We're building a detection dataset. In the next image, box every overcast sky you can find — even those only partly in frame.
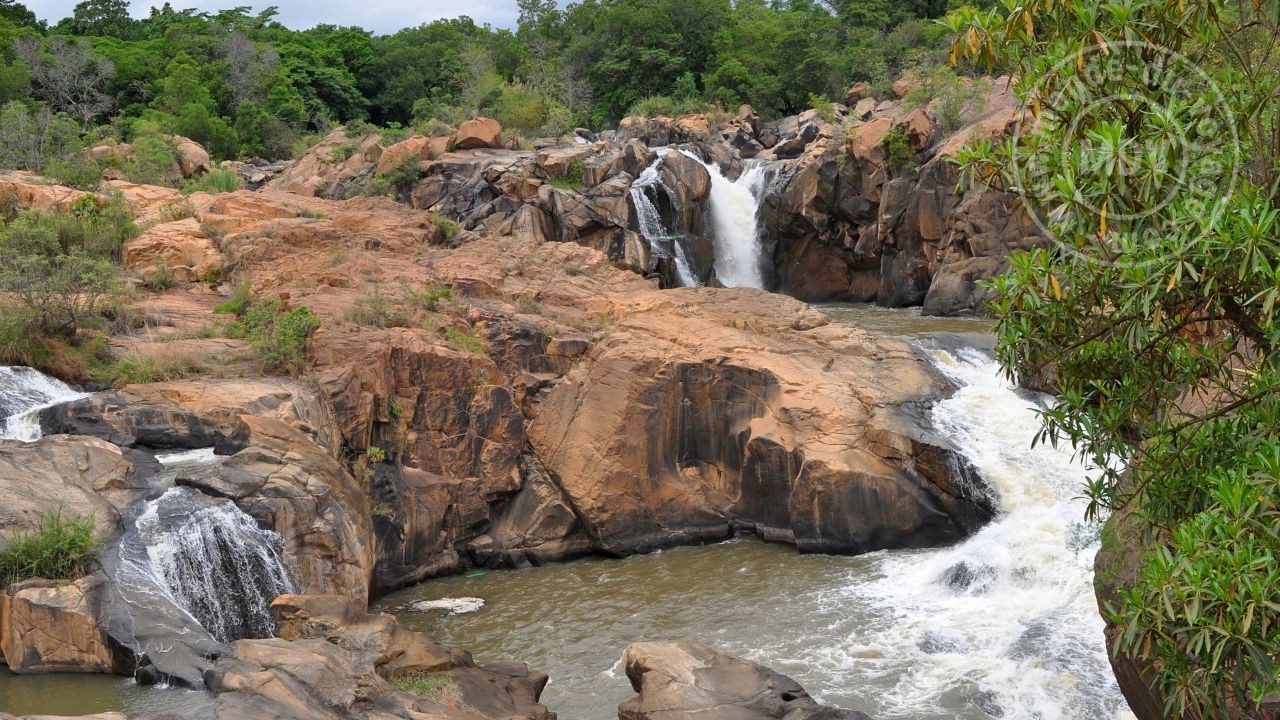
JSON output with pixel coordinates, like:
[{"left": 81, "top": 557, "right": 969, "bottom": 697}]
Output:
[{"left": 25, "top": 0, "right": 520, "bottom": 34}]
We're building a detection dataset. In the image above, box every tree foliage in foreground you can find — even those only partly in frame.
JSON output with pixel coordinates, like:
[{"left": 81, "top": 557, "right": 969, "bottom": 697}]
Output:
[{"left": 947, "top": 0, "right": 1280, "bottom": 716}]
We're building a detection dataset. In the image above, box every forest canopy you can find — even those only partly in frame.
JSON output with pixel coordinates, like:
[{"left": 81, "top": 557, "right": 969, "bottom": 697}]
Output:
[{"left": 0, "top": 0, "right": 964, "bottom": 164}]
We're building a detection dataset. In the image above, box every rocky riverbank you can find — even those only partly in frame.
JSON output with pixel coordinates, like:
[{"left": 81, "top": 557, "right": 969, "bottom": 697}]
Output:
[{"left": 0, "top": 82, "right": 1040, "bottom": 719}]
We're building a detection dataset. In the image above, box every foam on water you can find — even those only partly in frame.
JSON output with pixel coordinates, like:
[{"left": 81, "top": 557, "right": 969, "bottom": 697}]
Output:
[{"left": 0, "top": 366, "right": 88, "bottom": 441}]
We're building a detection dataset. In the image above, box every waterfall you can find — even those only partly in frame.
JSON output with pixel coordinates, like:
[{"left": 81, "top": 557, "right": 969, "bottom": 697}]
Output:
[
  {"left": 136, "top": 486, "right": 294, "bottom": 643},
  {"left": 630, "top": 153, "right": 700, "bottom": 287},
  {"left": 0, "top": 366, "right": 88, "bottom": 441},
  {"left": 807, "top": 346, "right": 1128, "bottom": 720},
  {"left": 678, "top": 150, "right": 768, "bottom": 289}
]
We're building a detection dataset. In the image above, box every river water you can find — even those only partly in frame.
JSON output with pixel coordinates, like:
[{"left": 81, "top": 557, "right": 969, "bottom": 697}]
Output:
[{"left": 376, "top": 305, "right": 1134, "bottom": 720}]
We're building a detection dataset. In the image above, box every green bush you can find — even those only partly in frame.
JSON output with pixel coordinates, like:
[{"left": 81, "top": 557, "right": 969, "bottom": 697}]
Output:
[
  {"left": 330, "top": 143, "right": 359, "bottom": 163},
  {"left": 808, "top": 93, "right": 838, "bottom": 124},
  {"left": 367, "top": 446, "right": 386, "bottom": 463},
  {"left": 407, "top": 283, "right": 452, "bottom": 312},
  {"left": 45, "top": 153, "right": 102, "bottom": 190},
  {"left": 882, "top": 127, "right": 915, "bottom": 178},
  {"left": 626, "top": 95, "right": 713, "bottom": 119},
  {"left": 549, "top": 160, "right": 585, "bottom": 190},
  {"left": 428, "top": 211, "right": 461, "bottom": 241},
  {"left": 213, "top": 281, "right": 254, "bottom": 315},
  {"left": 124, "top": 131, "right": 179, "bottom": 186},
  {"left": 244, "top": 299, "right": 320, "bottom": 375},
  {"left": 182, "top": 168, "right": 242, "bottom": 194},
  {"left": 445, "top": 327, "right": 485, "bottom": 354},
  {"left": 0, "top": 508, "right": 100, "bottom": 584},
  {"left": 376, "top": 156, "right": 423, "bottom": 203}
]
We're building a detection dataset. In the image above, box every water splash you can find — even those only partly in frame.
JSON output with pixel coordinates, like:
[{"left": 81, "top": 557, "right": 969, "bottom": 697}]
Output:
[
  {"left": 678, "top": 150, "right": 768, "bottom": 289},
  {"left": 0, "top": 366, "right": 88, "bottom": 441},
  {"left": 136, "top": 487, "right": 294, "bottom": 643}
]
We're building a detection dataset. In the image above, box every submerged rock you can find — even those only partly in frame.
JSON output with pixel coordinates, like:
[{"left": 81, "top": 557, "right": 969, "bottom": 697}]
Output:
[{"left": 618, "top": 640, "right": 871, "bottom": 719}]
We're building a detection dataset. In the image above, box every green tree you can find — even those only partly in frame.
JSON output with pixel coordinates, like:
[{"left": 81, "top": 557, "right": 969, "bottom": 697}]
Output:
[
  {"left": 947, "top": 0, "right": 1280, "bottom": 716},
  {"left": 63, "top": 0, "right": 138, "bottom": 38}
]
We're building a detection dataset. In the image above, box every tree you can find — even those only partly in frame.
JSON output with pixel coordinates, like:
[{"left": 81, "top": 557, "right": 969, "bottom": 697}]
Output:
[
  {"left": 0, "top": 100, "right": 82, "bottom": 171},
  {"left": 947, "top": 0, "right": 1280, "bottom": 716},
  {"left": 0, "top": 1, "right": 37, "bottom": 27},
  {"left": 64, "top": 0, "right": 138, "bottom": 38},
  {"left": 14, "top": 36, "right": 115, "bottom": 128}
]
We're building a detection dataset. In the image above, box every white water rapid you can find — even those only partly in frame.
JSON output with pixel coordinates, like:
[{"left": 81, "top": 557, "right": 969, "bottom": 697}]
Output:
[
  {"left": 679, "top": 150, "right": 768, "bottom": 288},
  {"left": 0, "top": 366, "right": 88, "bottom": 441},
  {"left": 795, "top": 345, "right": 1131, "bottom": 720},
  {"left": 136, "top": 486, "right": 295, "bottom": 643},
  {"left": 630, "top": 153, "right": 700, "bottom": 286}
]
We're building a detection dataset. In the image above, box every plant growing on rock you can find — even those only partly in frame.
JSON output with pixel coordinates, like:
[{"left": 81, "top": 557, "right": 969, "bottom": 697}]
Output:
[
  {"left": 549, "top": 160, "right": 585, "bottom": 190},
  {"left": 182, "top": 169, "right": 242, "bottom": 194},
  {"left": 367, "top": 446, "right": 387, "bottom": 464},
  {"left": 428, "top": 211, "right": 461, "bottom": 242},
  {"left": 445, "top": 327, "right": 485, "bottom": 354},
  {"left": 881, "top": 127, "right": 914, "bottom": 179},
  {"left": 0, "top": 508, "right": 100, "bottom": 584}
]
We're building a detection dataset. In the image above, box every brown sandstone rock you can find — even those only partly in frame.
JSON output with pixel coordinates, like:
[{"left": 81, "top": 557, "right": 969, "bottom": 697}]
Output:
[
  {"left": 1, "top": 577, "right": 115, "bottom": 674},
  {"left": 122, "top": 217, "right": 226, "bottom": 283},
  {"left": 377, "top": 135, "right": 449, "bottom": 174},
  {"left": 844, "top": 81, "right": 872, "bottom": 105},
  {"left": 0, "top": 435, "right": 148, "bottom": 536},
  {"left": 455, "top": 117, "right": 504, "bottom": 150},
  {"left": 171, "top": 136, "right": 211, "bottom": 178},
  {"left": 618, "top": 640, "right": 871, "bottom": 720}
]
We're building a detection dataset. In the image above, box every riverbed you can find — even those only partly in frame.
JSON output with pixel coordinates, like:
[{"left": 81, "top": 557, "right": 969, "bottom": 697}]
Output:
[{"left": 375, "top": 304, "right": 1133, "bottom": 720}]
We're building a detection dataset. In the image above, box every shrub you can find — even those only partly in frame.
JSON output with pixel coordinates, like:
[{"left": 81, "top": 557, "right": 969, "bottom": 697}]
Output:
[
  {"left": 124, "top": 132, "right": 179, "bottom": 186},
  {"left": 182, "top": 168, "right": 242, "bottom": 194},
  {"left": 626, "top": 95, "right": 712, "bottom": 119},
  {"left": 213, "top": 281, "right": 253, "bottom": 315},
  {"left": 445, "top": 327, "right": 485, "bottom": 354},
  {"left": 406, "top": 283, "right": 452, "bottom": 312},
  {"left": 346, "top": 291, "right": 412, "bottom": 328},
  {"left": 428, "top": 211, "right": 461, "bottom": 241},
  {"left": 243, "top": 299, "right": 319, "bottom": 375},
  {"left": 0, "top": 102, "right": 83, "bottom": 174},
  {"left": 808, "top": 92, "right": 838, "bottom": 124},
  {"left": 882, "top": 127, "right": 915, "bottom": 178},
  {"left": 142, "top": 258, "right": 176, "bottom": 292},
  {"left": 366, "top": 446, "right": 386, "bottom": 463},
  {"left": 91, "top": 350, "right": 211, "bottom": 387},
  {"left": 330, "top": 143, "right": 359, "bottom": 163},
  {"left": 549, "top": 160, "right": 584, "bottom": 190},
  {"left": 0, "top": 508, "right": 100, "bottom": 584},
  {"left": 159, "top": 200, "right": 195, "bottom": 222},
  {"left": 45, "top": 152, "right": 102, "bottom": 190},
  {"left": 376, "top": 156, "right": 423, "bottom": 203}
]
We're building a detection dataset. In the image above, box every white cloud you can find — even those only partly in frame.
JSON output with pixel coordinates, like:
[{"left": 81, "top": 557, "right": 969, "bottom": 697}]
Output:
[{"left": 25, "top": 0, "right": 519, "bottom": 34}]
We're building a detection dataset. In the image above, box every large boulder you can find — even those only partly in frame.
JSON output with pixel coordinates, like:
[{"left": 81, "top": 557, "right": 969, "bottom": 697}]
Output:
[
  {"left": 1, "top": 576, "right": 116, "bottom": 674},
  {"left": 122, "top": 217, "right": 226, "bottom": 283},
  {"left": 618, "top": 640, "right": 871, "bottom": 720},
  {"left": 455, "top": 118, "right": 504, "bottom": 150},
  {"left": 377, "top": 135, "right": 450, "bottom": 174},
  {"left": 171, "top": 136, "right": 211, "bottom": 178}
]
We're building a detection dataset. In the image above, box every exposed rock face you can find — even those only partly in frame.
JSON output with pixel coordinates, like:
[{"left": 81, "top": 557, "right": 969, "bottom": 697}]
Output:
[
  {"left": 202, "top": 593, "right": 554, "bottom": 720},
  {"left": 618, "top": 640, "right": 871, "bottom": 720},
  {"left": 172, "top": 136, "right": 212, "bottom": 178},
  {"left": 123, "top": 217, "right": 226, "bottom": 283},
  {"left": 455, "top": 117, "right": 504, "bottom": 150},
  {"left": 378, "top": 135, "right": 450, "bottom": 174},
  {"left": 269, "top": 127, "right": 382, "bottom": 197},
  {"left": 1, "top": 577, "right": 115, "bottom": 674}
]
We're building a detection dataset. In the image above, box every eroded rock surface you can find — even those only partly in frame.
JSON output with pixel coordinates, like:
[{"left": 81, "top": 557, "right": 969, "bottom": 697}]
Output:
[{"left": 618, "top": 640, "right": 871, "bottom": 720}]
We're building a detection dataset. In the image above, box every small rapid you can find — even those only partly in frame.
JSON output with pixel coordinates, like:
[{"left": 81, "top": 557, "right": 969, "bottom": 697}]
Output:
[
  {"left": 135, "top": 486, "right": 294, "bottom": 643},
  {"left": 378, "top": 312, "right": 1131, "bottom": 720},
  {"left": 0, "top": 366, "right": 88, "bottom": 441}
]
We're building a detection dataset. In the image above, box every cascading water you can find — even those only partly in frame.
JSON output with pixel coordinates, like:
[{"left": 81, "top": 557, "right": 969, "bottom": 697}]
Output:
[
  {"left": 630, "top": 153, "right": 700, "bottom": 287},
  {"left": 376, "top": 321, "right": 1132, "bottom": 720},
  {"left": 0, "top": 366, "right": 88, "bottom": 441},
  {"left": 679, "top": 150, "right": 768, "bottom": 289},
  {"left": 798, "top": 345, "right": 1128, "bottom": 720},
  {"left": 135, "top": 486, "right": 294, "bottom": 643}
]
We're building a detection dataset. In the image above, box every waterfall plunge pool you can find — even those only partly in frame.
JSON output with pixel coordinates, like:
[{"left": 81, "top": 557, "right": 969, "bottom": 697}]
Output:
[{"left": 376, "top": 305, "right": 1135, "bottom": 720}]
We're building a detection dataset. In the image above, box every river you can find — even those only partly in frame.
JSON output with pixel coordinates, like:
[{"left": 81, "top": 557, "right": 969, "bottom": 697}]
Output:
[{"left": 374, "top": 304, "right": 1134, "bottom": 720}]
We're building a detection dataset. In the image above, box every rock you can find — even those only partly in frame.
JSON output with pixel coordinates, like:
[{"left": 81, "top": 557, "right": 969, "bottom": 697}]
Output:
[
  {"left": 171, "top": 136, "right": 211, "bottom": 178},
  {"left": 0, "top": 172, "right": 93, "bottom": 212},
  {"left": 455, "top": 117, "right": 504, "bottom": 150},
  {"left": 921, "top": 256, "right": 1008, "bottom": 316},
  {"left": 1, "top": 576, "right": 116, "bottom": 674},
  {"left": 89, "top": 143, "right": 133, "bottom": 165},
  {"left": 122, "top": 217, "right": 225, "bottom": 283},
  {"left": 377, "top": 135, "right": 449, "bottom": 174},
  {"left": 891, "top": 77, "right": 919, "bottom": 98},
  {"left": 902, "top": 108, "right": 938, "bottom": 152},
  {"left": 618, "top": 640, "right": 871, "bottom": 720},
  {"left": 0, "top": 435, "right": 149, "bottom": 537},
  {"left": 270, "top": 594, "right": 470, "bottom": 677},
  {"left": 269, "top": 128, "right": 380, "bottom": 198},
  {"left": 844, "top": 81, "right": 872, "bottom": 105}
]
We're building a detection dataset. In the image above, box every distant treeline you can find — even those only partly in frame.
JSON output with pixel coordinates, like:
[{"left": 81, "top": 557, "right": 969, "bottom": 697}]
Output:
[{"left": 0, "top": 0, "right": 979, "bottom": 162}]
